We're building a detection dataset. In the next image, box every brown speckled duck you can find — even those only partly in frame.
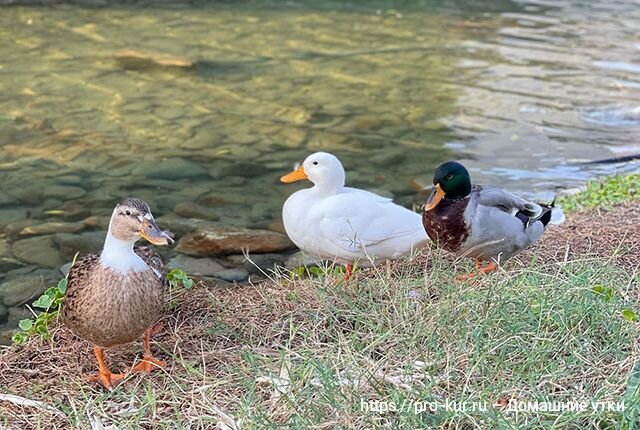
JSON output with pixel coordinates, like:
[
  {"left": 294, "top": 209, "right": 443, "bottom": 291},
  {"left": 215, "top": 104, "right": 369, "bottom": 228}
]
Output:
[
  {"left": 422, "top": 162, "right": 553, "bottom": 280},
  {"left": 63, "top": 198, "right": 173, "bottom": 390}
]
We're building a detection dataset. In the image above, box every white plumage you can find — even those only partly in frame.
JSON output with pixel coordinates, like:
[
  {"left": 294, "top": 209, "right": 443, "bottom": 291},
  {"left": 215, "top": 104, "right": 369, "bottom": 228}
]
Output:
[{"left": 281, "top": 152, "right": 429, "bottom": 266}]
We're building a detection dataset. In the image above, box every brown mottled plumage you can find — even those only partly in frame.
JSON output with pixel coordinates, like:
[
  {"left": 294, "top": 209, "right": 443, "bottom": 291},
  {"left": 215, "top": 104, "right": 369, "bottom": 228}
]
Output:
[
  {"left": 63, "top": 247, "right": 165, "bottom": 348},
  {"left": 61, "top": 198, "right": 173, "bottom": 390}
]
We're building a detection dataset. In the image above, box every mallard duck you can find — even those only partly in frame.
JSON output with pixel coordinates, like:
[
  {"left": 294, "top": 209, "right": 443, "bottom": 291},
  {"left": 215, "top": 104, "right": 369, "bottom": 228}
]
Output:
[
  {"left": 281, "top": 152, "right": 429, "bottom": 279},
  {"left": 63, "top": 198, "right": 173, "bottom": 390},
  {"left": 422, "top": 161, "right": 553, "bottom": 280}
]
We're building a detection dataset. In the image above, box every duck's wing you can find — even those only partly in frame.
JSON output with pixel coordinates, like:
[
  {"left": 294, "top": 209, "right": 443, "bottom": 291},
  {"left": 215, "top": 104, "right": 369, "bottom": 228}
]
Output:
[
  {"left": 63, "top": 253, "right": 100, "bottom": 323},
  {"left": 316, "top": 190, "right": 427, "bottom": 255},
  {"left": 475, "top": 186, "right": 543, "bottom": 218},
  {"left": 134, "top": 246, "right": 167, "bottom": 288},
  {"left": 343, "top": 187, "right": 393, "bottom": 203},
  {"left": 66, "top": 253, "right": 100, "bottom": 292},
  {"left": 473, "top": 185, "right": 555, "bottom": 235}
]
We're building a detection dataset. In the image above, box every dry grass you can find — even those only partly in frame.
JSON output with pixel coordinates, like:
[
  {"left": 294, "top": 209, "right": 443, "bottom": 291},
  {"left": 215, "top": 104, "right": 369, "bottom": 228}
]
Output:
[{"left": 0, "top": 201, "right": 639, "bottom": 429}]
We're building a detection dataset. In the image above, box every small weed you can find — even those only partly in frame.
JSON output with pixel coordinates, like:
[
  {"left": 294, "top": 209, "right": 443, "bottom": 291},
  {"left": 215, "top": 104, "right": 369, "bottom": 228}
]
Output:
[
  {"left": 591, "top": 284, "right": 638, "bottom": 322},
  {"left": 621, "top": 308, "right": 638, "bottom": 322},
  {"left": 167, "top": 268, "right": 194, "bottom": 289},
  {"left": 12, "top": 277, "right": 68, "bottom": 345},
  {"left": 291, "top": 261, "right": 359, "bottom": 279}
]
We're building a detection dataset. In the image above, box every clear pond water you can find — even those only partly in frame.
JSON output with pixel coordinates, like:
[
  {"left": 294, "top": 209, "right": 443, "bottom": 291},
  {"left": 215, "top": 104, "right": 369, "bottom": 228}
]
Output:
[{"left": 1, "top": 0, "right": 640, "bottom": 339}]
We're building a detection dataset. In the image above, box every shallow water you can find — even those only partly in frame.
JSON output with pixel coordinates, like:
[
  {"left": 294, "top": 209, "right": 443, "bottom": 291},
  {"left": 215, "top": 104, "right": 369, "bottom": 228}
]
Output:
[{"left": 1, "top": 0, "right": 639, "bottom": 338}]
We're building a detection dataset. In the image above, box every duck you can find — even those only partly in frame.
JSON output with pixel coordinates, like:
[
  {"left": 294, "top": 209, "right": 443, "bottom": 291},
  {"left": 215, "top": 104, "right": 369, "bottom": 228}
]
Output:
[
  {"left": 62, "top": 198, "right": 173, "bottom": 390},
  {"left": 281, "top": 152, "right": 429, "bottom": 279},
  {"left": 422, "top": 161, "right": 553, "bottom": 280}
]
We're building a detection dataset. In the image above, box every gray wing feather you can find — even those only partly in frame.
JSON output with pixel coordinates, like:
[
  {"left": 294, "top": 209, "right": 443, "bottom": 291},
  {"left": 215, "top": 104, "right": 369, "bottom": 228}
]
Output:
[{"left": 475, "top": 186, "right": 542, "bottom": 217}]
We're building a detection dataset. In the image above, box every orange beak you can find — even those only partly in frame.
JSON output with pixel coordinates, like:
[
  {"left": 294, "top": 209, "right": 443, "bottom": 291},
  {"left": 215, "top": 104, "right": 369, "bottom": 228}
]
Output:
[
  {"left": 280, "top": 165, "right": 308, "bottom": 183},
  {"left": 424, "top": 184, "right": 445, "bottom": 211},
  {"left": 139, "top": 218, "right": 173, "bottom": 246}
]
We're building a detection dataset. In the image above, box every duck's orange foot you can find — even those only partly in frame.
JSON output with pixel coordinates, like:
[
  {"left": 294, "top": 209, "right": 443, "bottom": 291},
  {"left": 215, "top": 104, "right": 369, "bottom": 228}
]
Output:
[
  {"left": 455, "top": 272, "right": 478, "bottom": 282},
  {"left": 87, "top": 371, "right": 125, "bottom": 391},
  {"left": 149, "top": 321, "right": 163, "bottom": 337},
  {"left": 132, "top": 355, "right": 166, "bottom": 373},
  {"left": 455, "top": 260, "right": 498, "bottom": 282},
  {"left": 343, "top": 264, "right": 354, "bottom": 282}
]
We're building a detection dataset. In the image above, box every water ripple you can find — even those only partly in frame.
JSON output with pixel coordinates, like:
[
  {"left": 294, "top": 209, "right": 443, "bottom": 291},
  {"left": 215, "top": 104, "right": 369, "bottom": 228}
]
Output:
[{"left": 581, "top": 105, "right": 640, "bottom": 128}]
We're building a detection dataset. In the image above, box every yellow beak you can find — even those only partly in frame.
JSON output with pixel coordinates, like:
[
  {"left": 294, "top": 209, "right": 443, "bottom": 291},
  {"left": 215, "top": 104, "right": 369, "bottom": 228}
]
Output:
[
  {"left": 425, "top": 183, "right": 446, "bottom": 211},
  {"left": 280, "top": 165, "right": 308, "bottom": 183}
]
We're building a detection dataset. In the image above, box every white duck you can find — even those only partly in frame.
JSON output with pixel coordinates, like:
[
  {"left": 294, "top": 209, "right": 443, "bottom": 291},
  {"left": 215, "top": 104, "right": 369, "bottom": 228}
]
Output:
[{"left": 281, "top": 152, "right": 429, "bottom": 279}]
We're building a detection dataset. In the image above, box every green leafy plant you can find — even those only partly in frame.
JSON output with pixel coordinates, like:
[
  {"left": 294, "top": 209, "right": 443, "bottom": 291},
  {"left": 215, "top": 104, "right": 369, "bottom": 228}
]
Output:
[
  {"left": 591, "top": 285, "right": 638, "bottom": 323},
  {"left": 291, "top": 263, "right": 358, "bottom": 279},
  {"left": 167, "top": 268, "right": 194, "bottom": 289},
  {"left": 12, "top": 277, "right": 68, "bottom": 345},
  {"left": 592, "top": 284, "right": 614, "bottom": 302},
  {"left": 621, "top": 308, "right": 638, "bottom": 322}
]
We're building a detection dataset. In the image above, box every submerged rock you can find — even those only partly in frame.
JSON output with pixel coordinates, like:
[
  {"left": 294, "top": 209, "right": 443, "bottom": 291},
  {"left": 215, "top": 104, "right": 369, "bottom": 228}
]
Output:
[
  {"left": 0, "top": 270, "right": 58, "bottom": 307},
  {"left": 19, "top": 221, "right": 85, "bottom": 236},
  {"left": 53, "top": 175, "right": 84, "bottom": 186},
  {"left": 49, "top": 203, "right": 92, "bottom": 221},
  {"left": 0, "top": 239, "right": 9, "bottom": 259},
  {"left": 155, "top": 214, "right": 206, "bottom": 237},
  {"left": 7, "top": 306, "right": 31, "bottom": 325},
  {"left": 371, "top": 149, "right": 406, "bottom": 166},
  {"left": 0, "top": 208, "right": 27, "bottom": 231},
  {"left": 59, "top": 262, "right": 73, "bottom": 277},
  {"left": 114, "top": 49, "right": 195, "bottom": 70},
  {"left": 144, "top": 158, "right": 208, "bottom": 180},
  {"left": 174, "top": 202, "right": 220, "bottom": 221},
  {"left": 38, "top": 185, "right": 87, "bottom": 201},
  {"left": 176, "top": 223, "right": 296, "bottom": 256},
  {"left": 53, "top": 231, "right": 105, "bottom": 260},
  {"left": 208, "top": 160, "right": 270, "bottom": 180},
  {"left": 0, "top": 303, "right": 7, "bottom": 323},
  {"left": 0, "top": 238, "right": 22, "bottom": 271},
  {"left": 11, "top": 235, "right": 64, "bottom": 268},
  {"left": 0, "top": 192, "right": 16, "bottom": 206},
  {"left": 3, "top": 220, "right": 37, "bottom": 240}
]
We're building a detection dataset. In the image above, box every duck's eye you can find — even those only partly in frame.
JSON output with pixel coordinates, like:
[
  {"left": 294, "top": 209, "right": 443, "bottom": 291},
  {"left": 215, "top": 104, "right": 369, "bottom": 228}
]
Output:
[
  {"left": 445, "top": 174, "right": 454, "bottom": 180},
  {"left": 125, "top": 210, "right": 131, "bottom": 216},
  {"left": 312, "top": 161, "right": 318, "bottom": 166}
]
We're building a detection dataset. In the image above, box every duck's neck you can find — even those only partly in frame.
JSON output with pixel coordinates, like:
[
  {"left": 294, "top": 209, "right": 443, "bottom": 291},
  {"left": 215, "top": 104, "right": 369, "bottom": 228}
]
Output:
[
  {"left": 310, "top": 171, "right": 346, "bottom": 196},
  {"left": 100, "top": 229, "right": 146, "bottom": 273},
  {"left": 311, "top": 182, "right": 344, "bottom": 197}
]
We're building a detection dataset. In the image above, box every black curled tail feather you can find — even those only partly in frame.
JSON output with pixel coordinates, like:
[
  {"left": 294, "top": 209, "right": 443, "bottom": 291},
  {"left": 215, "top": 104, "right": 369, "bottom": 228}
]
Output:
[
  {"left": 516, "top": 197, "right": 555, "bottom": 229},
  {"left": 538, "top": 197, "right": 555, "bottom": 228},
  {"left": 515, "top": 211, "right": 531, "bottom": 228}
]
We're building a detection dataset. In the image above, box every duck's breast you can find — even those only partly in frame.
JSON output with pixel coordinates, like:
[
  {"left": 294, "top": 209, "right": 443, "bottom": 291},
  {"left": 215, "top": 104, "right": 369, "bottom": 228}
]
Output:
[
  {"left": 282, "top": 189, "right": 323, "bottom": 251},
  {"left": 64, "top": 267, "right": 163, "bottom": 348},
  {"left": 422, "top": 197, "right": 471, "bottom": 253}
]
